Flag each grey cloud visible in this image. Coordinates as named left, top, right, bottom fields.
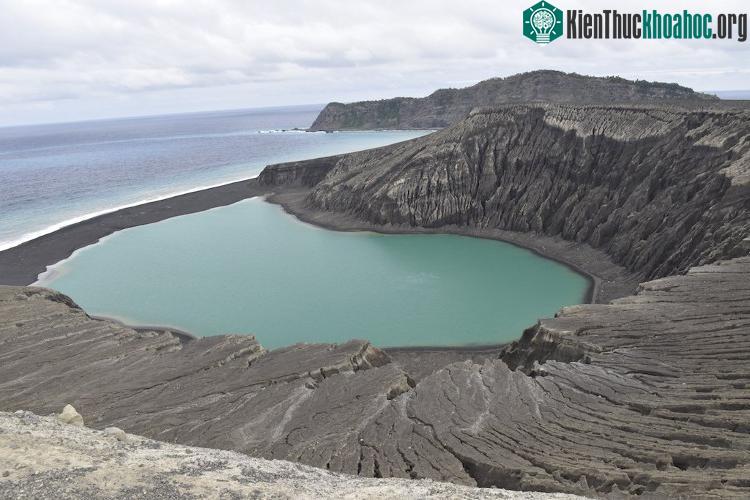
left=0, top=0, right=747, bottom=125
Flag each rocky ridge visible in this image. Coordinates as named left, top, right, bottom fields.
left=0, top=410, right=581, bottom=499
left=309, top=70, right=717, bottom=131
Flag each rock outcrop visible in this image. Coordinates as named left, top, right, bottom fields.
left=57, top=404, right=83, bottom=427
left=0, top=410, right=581, bottom=500
left=260, top=154, right=347, bottom=188
left=310, top=70, right=717, bottom=131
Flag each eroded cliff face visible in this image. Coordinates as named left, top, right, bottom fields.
left=309, top=70, right=717, bottom=131
left=304, top=104, right=750, bottom=279
left=260, top=154, right=346, bottom=188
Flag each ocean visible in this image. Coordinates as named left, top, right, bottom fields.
left=0, top=105, right=427, bottom=250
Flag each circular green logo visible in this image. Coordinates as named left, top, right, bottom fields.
left=524, top=1, right=563, bottom=44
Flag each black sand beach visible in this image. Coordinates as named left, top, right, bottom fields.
left=0, top=178, right=267, bottom=286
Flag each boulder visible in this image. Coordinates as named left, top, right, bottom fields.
left=57, top=405, right=83, bottom=427
left=104, top=427, right=127, bottom=441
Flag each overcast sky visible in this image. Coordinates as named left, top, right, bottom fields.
left=1, top=0, right=748, bottom=126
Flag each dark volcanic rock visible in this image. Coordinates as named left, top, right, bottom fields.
left=0, top=286, right=406, bottom=462
left=302, top=104, right=750, bottom=280
left=310, top=70, right=717, bottom=131
left=259, top=154, right=345, bottom=188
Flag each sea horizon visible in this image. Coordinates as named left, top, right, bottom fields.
left=0, top=103, right=327, bottom=130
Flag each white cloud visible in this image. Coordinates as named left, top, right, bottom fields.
left=0, top=0, right=748, bottom=125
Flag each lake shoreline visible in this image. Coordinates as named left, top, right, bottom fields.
left=92, top=311, right=508, bottom=382
left=93, top=312, right=508, bottom=381
left=265, top=189, right=641, bottom=305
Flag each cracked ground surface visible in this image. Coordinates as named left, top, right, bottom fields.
left=1, top=256, right=749, bottom=498
left=0, top=410, right=582, bottom=499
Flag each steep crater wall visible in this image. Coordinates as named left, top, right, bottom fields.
left=298, top=104, right=750, bottom=280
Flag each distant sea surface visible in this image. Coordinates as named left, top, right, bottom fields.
left=0, top=105, right=428, bottom=250
left=712, top=90, right=750, bottom=99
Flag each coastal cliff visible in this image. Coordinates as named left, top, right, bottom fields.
left=261, top=154, right=346, bottom=188
left=309, top=71, right=717, bottom=131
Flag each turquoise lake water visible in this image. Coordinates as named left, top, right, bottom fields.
left=38, top=198, right=589, bottom=349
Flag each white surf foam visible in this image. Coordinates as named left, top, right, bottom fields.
left=0, top=174, right=260, bottom=252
